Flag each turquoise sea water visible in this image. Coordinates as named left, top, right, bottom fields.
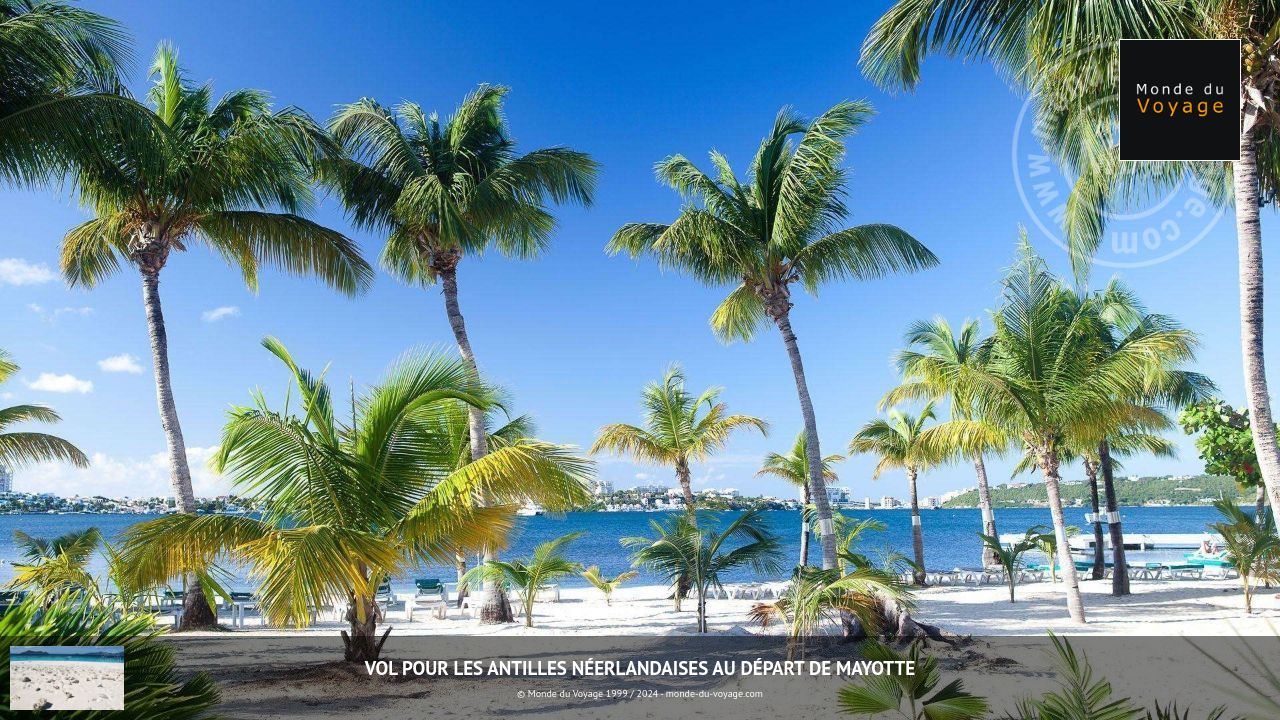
left=0, top=506, right=1227, bottom=594
left=11, top=646, right=124, bottom=664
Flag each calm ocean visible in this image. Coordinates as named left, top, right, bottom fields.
left=0, top=506, right=1227, bottom=593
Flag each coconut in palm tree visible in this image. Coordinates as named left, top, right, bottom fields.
left=327, top=85, right=597, bottom=623
left=609, top=101, right=937, bottom=570
left=59, top=45, right=372, bottom=628
left=757, top=431, right=844, bottom=567
left=849, top=403, right=937, bottom=586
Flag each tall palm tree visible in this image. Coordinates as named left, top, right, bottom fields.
left=433, top=389, right=553, bottom=605
left=1014, top=428, right=1176, bottom=583
left=58, top=44, right=371, bottom=627
left=609, top=101, right=938, bottom=569
left=1090, top=283, right=1212, bottom=594
left=592, top=365, right=767, bottom=517
left=756, top=431, right=844, bottom=567
left=881, top=317, right=1006, bottom=566
left=0, top=349, right=88, bottom=471
left=862, top=0, right=1280, bottom=535
left=848, top=403, right=938, bottom=586
left=327, top=85, right=597, bottom=623
left=917, top=239, right=1200, bottom=623
left=0, top=0, right=137, bottom=184
left=120, top=338, right=592, bottom=661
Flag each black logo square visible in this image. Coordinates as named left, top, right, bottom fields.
left=1119, top=39, right=1240, bottom=161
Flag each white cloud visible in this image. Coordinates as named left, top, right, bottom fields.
left=28, top=303, right=95, bottom=322
left=201, top=306, right=240, bottom=323
left=98, top=354, right=144, bottom=374
left=0, top=258, right=55, bottom=286
left=17, top=447, right=227, bottom=498
left=26, top=372, right=93, bottom=394
left=0, top=392, right=12, bottom=400
left=634, top=472, right=651, bottom=481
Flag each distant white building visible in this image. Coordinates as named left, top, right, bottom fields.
left=0, top=465, right=11, bottom=494
left=593, top=479, right=614, bottom=496
left=825, top=486, right=851, bottom=505
left=924, top=496, right=940, bottom=509
left=880, top=495, right=900, bottom=509
left=863, top=497, right=873, bottom=510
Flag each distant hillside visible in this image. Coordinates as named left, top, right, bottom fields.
left=941, top=474, right=1240, bottom=508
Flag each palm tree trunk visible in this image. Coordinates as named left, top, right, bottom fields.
left=907, top=467, right=926, bottom=586
left=675, top=457, right=696, bottom=518
left=341, top=594, right=388, bottom=662
left=1083, top=458, right=1105, bottom=580
left=141, top=269, right=215, bottom=630
left=1098, top=440, right=1129, bottom=596
left=771, top=309, right=837, bottom=570
left=973, top=452, right=998, bottom=567
left=1256, top=484, right=1266, bottom=521
left=799, top=483, right=810, bottom=567
left=1234, top=127, right=1280, bottom=525
left=438, top=261, right=513, bottom=624
left=454, top=551, right=468, bottom=607
left=1035, top=447, right=1086, bottom=623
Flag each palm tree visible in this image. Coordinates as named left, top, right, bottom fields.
left=882, top=317, right=1005, bottom=567
left=594, top=365, right=768, bottom=518
left=862, top=0, right=1280, bottom=537
left=581, top=566, right=638, bottom=606
left=119, top=338, right=592, bottom=661
left=609, top=101, right=938, bottom=570
left=1210, top=499, right=1280, bottom=614
left=0, top=349, right=88, bottom=471
left=326, top=85, right=597, bottom=623
left=749, top=566, right=908, bottom=659
left=917, top=239, right=1200, bottom=623
left=0, top=593, right=220, bottom=718
left=432, top=391, right=543, bottom=605
left=0, top=0, right=138, bottom=184
left=1089, top=282, right=1213, bottom=594
left=7, top=527, right=100, bottom=598
left=467, top=532, right=584, bottom=627
left=978, top=528, right=1043, bottom=603
left=623, top=509, right=784, bottom=633
left=59, top=44, right=371, bottom=628
left=838, top=642, right=988, bottom=720
left=848, top=403, right=937, bottom=586
left=756, top=431, right=844, bottom=567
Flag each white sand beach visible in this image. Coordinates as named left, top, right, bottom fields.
left=9, top=660, right=124, bottom=711
left=166, top=578, right=1280, bottom=720
left=175, top=576, right=1280, bottom=638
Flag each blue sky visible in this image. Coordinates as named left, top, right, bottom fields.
left=0, top=0, right=1272, bottom=501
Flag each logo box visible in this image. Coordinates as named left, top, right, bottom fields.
left=1119, top=39, right=1240, bottom=161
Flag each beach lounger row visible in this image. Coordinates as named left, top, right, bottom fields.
left=710, top=581, right=790, bottom=600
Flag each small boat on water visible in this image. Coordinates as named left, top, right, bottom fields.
left=517, top=503, right=544, bottom=517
